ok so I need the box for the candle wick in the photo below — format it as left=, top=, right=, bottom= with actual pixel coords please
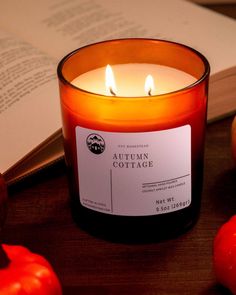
left=109, top=87, right=116, bottom=96
left=148, top=88, right=152, bottom=96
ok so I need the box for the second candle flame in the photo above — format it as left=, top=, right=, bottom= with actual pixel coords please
left=105, top=64, right=117, bottom=96
left=145, top=74, right=155, bottom=96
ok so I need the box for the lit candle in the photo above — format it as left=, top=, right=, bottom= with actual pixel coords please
left=57, top=39, right=210, bottom=241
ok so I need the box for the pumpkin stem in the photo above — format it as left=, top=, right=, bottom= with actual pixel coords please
left=0, top=244, right=10, bottom=268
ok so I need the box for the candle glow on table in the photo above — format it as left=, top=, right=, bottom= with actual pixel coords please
left=57, top=39, right=210, bottom=240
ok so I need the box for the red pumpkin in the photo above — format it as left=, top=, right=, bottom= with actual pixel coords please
left=214, top=216, right=236, bottom=294
left=0, top=244, right=62, bottom=294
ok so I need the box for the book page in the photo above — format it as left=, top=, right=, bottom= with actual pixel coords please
left=189, top=0, right=236, bottom=3
left=0, top=29, right=61, bottom=173
left=0, top=0, right=236, bottom=75
left=4, top=131, right=64, bottom=185
left=0, top=0, right=148, bottom=61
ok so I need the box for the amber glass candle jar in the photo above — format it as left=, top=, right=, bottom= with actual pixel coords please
left=57, top=39, right=210, bottom=242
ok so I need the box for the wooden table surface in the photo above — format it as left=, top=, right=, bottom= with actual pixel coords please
left=3, top=4, right=236, bottom=295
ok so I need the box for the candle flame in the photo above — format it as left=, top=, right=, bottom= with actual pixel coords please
left=105, top=64, right=117, bottom=96
left=145, top=74, right=155, bottom=96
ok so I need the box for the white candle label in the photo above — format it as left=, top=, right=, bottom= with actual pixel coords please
left=75, top=125, right=191, bottom=216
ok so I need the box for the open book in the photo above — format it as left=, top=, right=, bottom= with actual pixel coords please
left=0, top=0, right=236, bottom=184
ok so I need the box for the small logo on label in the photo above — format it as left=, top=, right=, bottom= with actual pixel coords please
left=86, top=133, right=105, bottom=154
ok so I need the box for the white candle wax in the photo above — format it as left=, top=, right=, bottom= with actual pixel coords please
left=71, top=63, right=197, bottom=97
